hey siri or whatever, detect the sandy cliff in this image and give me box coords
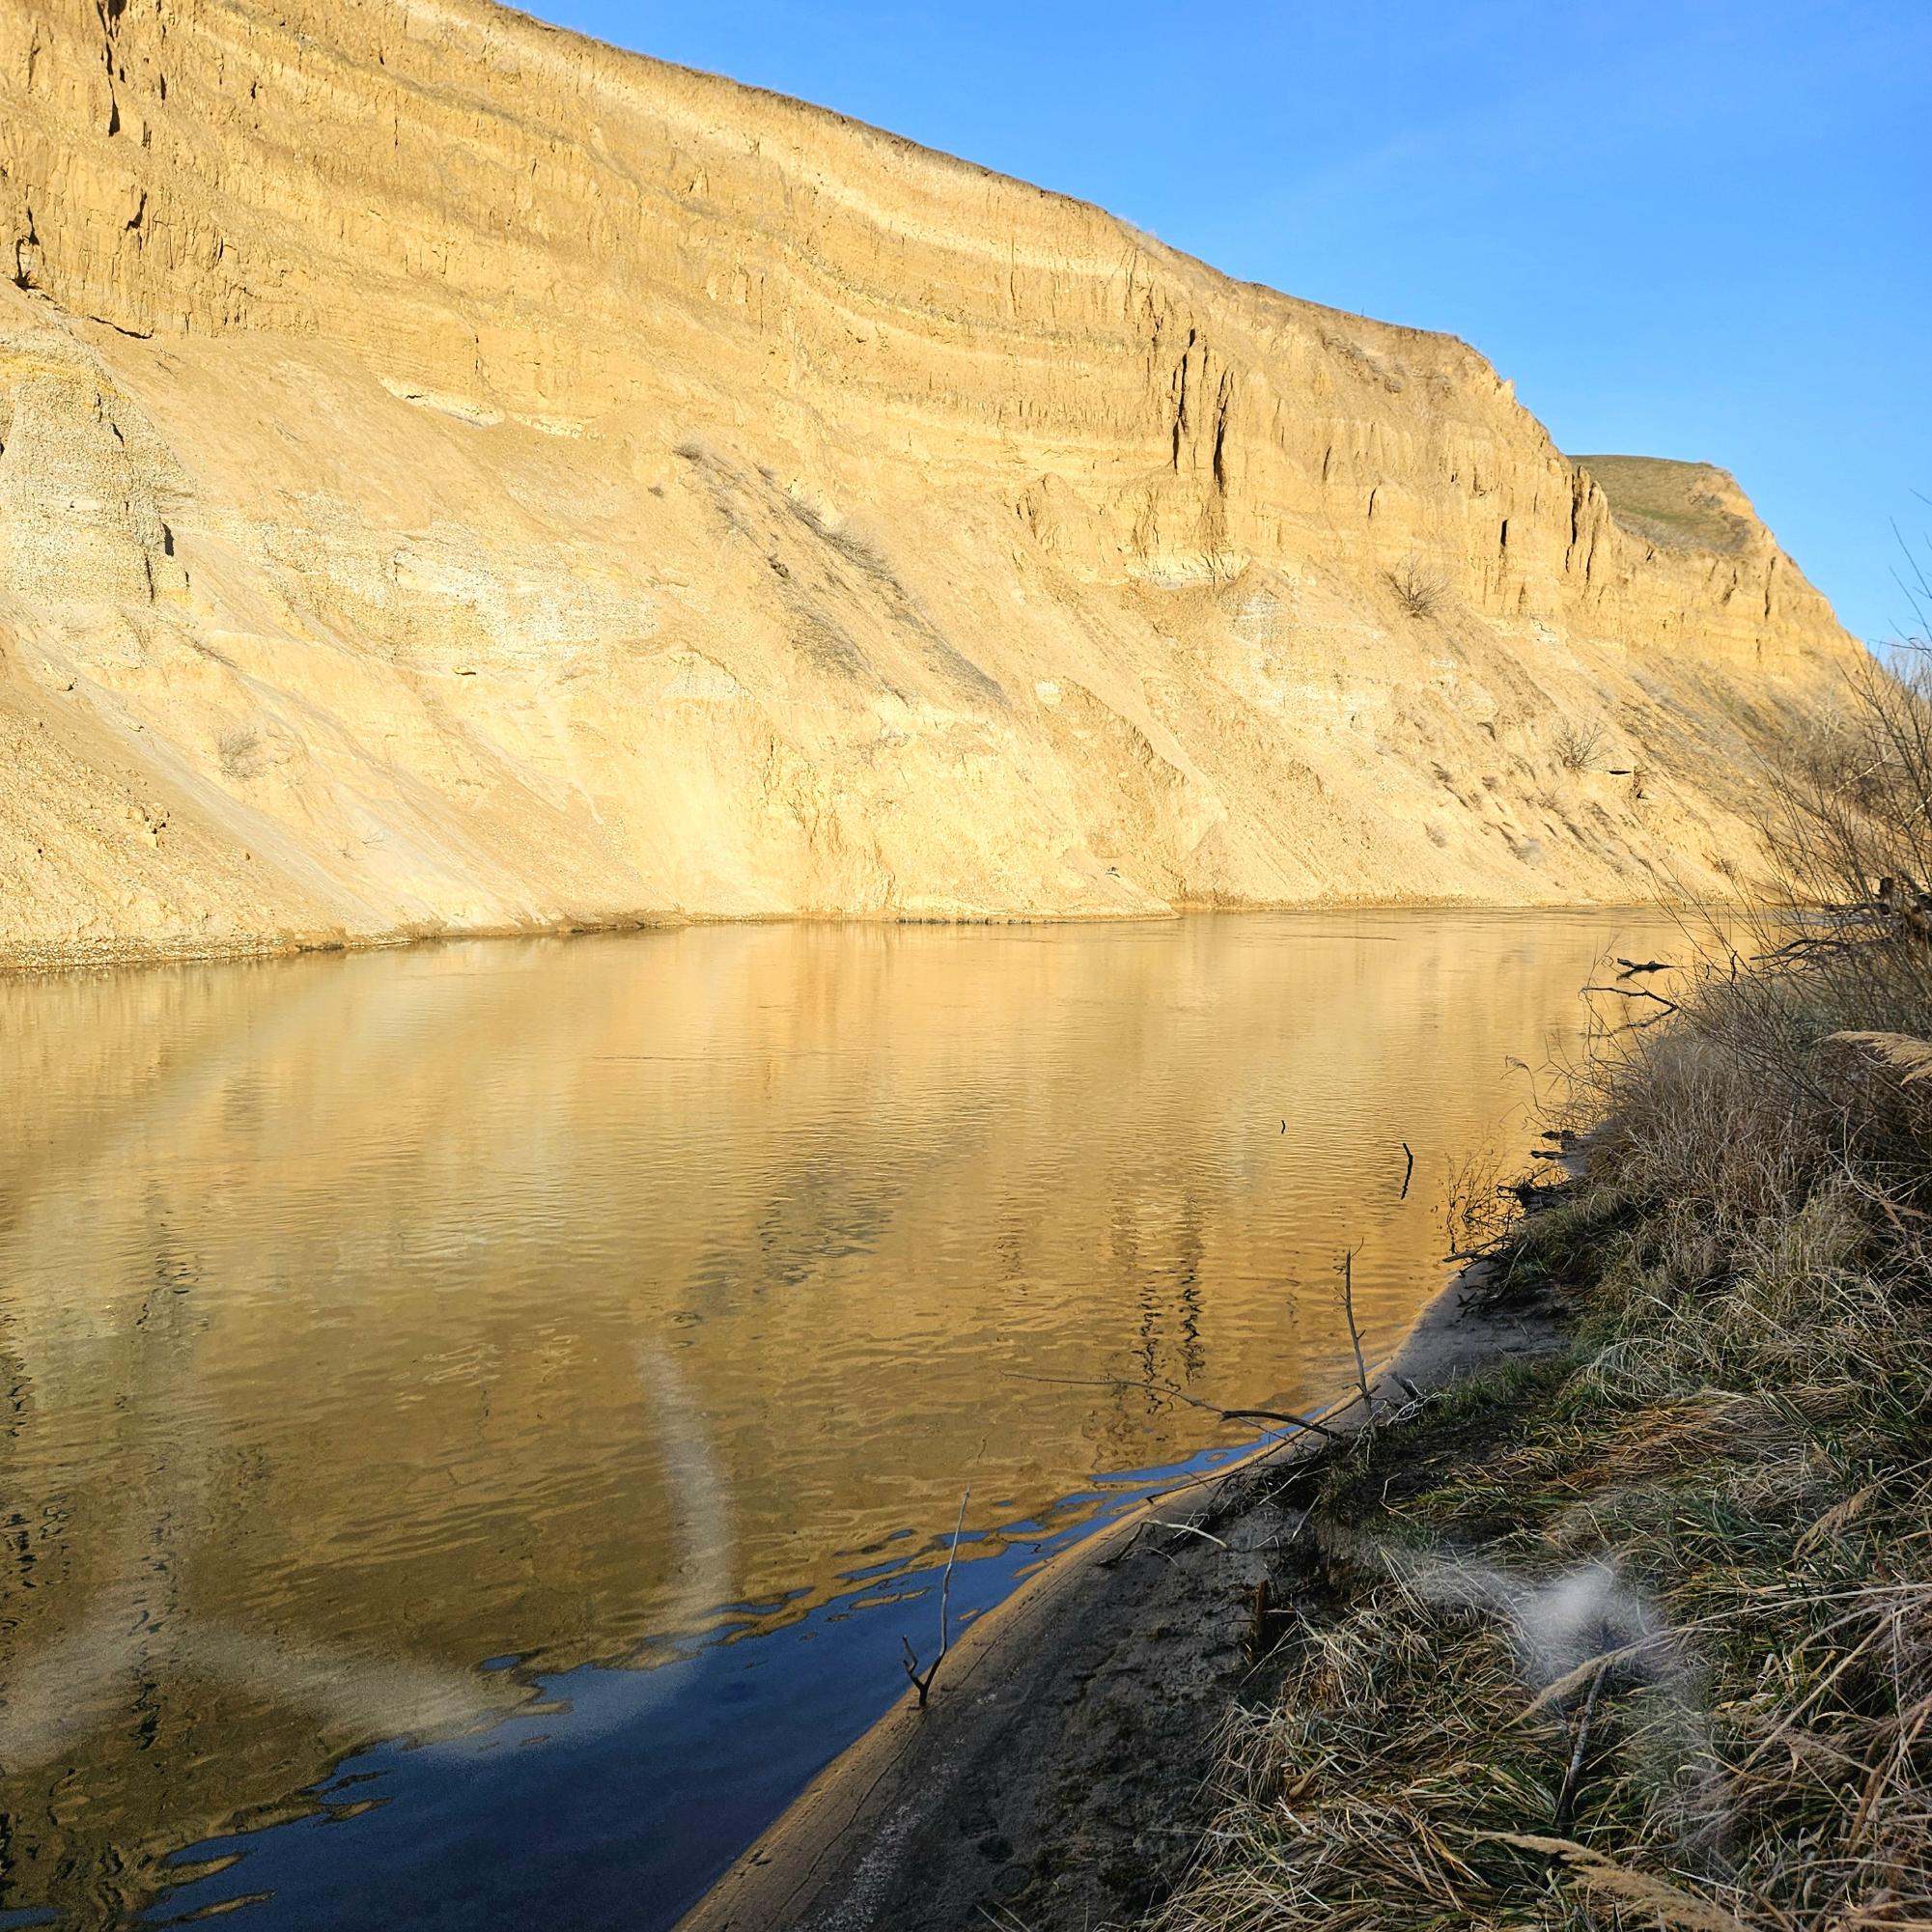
[0,0,1862,966]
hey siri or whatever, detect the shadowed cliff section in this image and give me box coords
[0,0,1863,966]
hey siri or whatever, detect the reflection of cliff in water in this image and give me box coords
[0,911,1681,1921]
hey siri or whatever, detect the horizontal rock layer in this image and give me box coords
[0,0,1860,964]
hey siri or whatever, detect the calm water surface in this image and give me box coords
[0,911,1684,1929]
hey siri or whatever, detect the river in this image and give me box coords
[0,910,1687,1928]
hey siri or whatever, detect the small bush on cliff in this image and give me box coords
[1386,555,1448,620]
[1553,719,1606,773]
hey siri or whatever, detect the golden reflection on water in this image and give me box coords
[0,911,1685,1921]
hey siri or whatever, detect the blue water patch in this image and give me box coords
[138,1434,1270,1932]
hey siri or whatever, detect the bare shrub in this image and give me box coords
[1441,1145,1516,1262]
[1765,653,1932,914]
[1783,708,1882,805]
[1553,718,1607,773]
[1385,555,1447,620]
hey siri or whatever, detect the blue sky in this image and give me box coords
[527,1,1929,645]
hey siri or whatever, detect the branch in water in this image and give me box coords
[901,1486,970,1709]
[1582,983,1679,1014]
[1005,1370,1336,1440]
[1335,1247,1373,1414]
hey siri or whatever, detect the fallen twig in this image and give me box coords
[1152,1519,1229,1550]
[1554,1657,1610,1831]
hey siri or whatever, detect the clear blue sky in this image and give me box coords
[527,0,1929,645]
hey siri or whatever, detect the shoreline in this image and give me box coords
[675,1249,1567,1932]
[0,895,1699,982]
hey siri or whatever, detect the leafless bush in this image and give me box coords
[1385,555,1447,620]
[1783,708,1883,805]
[1764,654,1932,913]
[1441,1145,1517,1262]
[1553,718,1607,773]
[1572,658,1932,1204]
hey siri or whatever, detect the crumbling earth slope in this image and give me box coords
[0,0,1862,966]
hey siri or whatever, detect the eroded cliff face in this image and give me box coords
[0,0,1862,965]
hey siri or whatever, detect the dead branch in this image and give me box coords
[1442,1147,1518,1260]
[1151,1519,1229,1550]
[1753,933,1863,965]
[1005,1370,1337,1440]
[901,1486,970,1708]
[1605,1011,1681,1036]
[1399,1141,1414,1201]
[1335,1248,1373,1414]
[1582,983,1680,1014]
[1554,1657,1610,1831]
[1248,1578,1271,1657]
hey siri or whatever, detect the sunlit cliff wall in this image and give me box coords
[0,0,1862,965]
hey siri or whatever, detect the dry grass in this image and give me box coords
[1146,658,1932,1931]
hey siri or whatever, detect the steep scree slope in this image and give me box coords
[0,0,1862,966]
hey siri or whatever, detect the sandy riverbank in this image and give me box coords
[677,1247,1571,1932]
